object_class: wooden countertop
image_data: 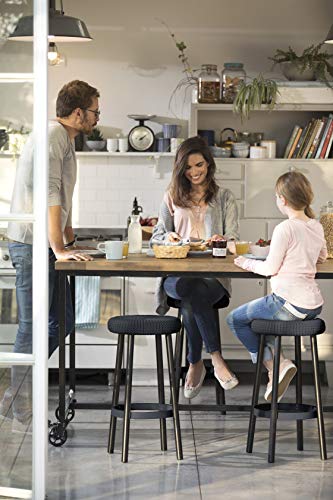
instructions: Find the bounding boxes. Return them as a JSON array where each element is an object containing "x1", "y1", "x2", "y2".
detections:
[{"x1": 55, "y1": 253, "x2": 333, "y2": 278}]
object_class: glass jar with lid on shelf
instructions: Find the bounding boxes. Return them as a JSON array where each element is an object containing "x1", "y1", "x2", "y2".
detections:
[
  {"x1": 320, "y1": 201, "x2": 333, "y2": 258},
  {"x1": 221, "y1": 62, "x2": 246, "y2": 103},
  {"x1": 198, "y1": 64, "x2": 221, "y2": 104}
]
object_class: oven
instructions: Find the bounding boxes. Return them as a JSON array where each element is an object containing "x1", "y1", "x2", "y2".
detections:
[{"x1": 0, "y1": 239, "x2": 17, "y2": 353}]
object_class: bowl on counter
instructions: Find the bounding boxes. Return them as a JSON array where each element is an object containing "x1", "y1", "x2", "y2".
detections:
[
  {"x1": 250, "y1": 244, "x2": 270, "y2": 258},
  {"x1": 232, "y1": 141, "x2": 249, "y2": 158},
  {"x1": 86, "y1": 140, "x2": 106, "y2": 151},
  {"x1": 209, "y1": 146, "x2": 231, "y2": 158}
]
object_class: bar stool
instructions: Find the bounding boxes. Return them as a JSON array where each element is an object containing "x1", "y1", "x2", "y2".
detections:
[
  {"x1": 107, "y1": 314, "x2": 183, "y2": 463},
  {"x1": 167, "y1": 294, "x2": 230, "y2": 409},
  {"x1": 247, "y1": 318, "x2": 327, "y2": 463}
]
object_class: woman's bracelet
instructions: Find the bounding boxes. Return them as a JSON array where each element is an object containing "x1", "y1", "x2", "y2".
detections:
[{"x1": 64, "y1": 239, "x2": 76, "y2": 248}]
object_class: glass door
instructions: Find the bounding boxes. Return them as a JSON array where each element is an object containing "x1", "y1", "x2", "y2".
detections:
[{"x1": 0, "y1": 0, "x2": 48, "y2": 498}]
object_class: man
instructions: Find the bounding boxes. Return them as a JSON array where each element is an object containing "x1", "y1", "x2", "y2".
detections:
[{"x1": 1, "y1": 80, "x2": 100, "y2": 427}]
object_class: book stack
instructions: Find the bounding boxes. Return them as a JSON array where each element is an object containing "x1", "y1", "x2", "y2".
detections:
[{"x1": 284, "y1": 114, "x2": 333, "y2": 159}]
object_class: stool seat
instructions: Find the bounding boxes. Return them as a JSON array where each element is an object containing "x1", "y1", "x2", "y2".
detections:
[
  {"x1": 108, "y1": 315, "x2": 181, "y2": 335},
  {"x1": 251, "y1": 318, "x2": 325, "y2": 337}
]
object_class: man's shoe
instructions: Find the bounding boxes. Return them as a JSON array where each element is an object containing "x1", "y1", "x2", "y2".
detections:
[
  {"x1": 265, "y1": 359, "x2": 297, "y2": 403},
  {"x1": 184, "y1": 364, "x2": 206, "y2": 399}
]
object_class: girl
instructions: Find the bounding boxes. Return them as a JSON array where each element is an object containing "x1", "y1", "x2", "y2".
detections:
[
  {"x1": 151, "y1": 136, "x2": 239, "y2": 399},
  {"x1": 227, "y1": 171, "x2": 327, "y2": 402}
]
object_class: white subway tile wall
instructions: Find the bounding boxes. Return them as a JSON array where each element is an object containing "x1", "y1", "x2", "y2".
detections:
[{"x1": 73, "y1": 156, "x2": 174, "y2": 228}]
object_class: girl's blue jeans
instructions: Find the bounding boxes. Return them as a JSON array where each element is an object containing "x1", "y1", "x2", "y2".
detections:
[
  {"x1": 226, "y1": 293, "x2": 322, "y2": 363},
  {"x1": 163, "y1": 277, "x2": 228, "y2": 364}
]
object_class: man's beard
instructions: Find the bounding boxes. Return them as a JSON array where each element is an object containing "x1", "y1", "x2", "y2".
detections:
[{"x1": 79, "y1": 115, "x2": 95, "y2": 134}]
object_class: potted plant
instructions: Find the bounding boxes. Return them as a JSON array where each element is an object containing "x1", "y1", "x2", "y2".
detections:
[
  {"x1": 86, "y1": 128, "x2": 106, "y2": 151},
  {"x1": 269, "y1": 42, "x2": 333, "y2": 87},
  {"x1": 233, "y1": 74, "x2": 279, "y2": 120}
]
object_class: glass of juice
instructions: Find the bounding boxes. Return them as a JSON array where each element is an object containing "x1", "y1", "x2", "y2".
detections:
[
  {"x1": 235, "y1": 241, "x2": 249, "y2": 255},
  {"x1": 122, "y1": 241, "x2": 129, "y2": 258}
]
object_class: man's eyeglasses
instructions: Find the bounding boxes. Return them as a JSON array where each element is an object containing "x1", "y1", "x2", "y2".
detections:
[{"x1": 84, "y1": 108, "x2": 101, "y2": 118}]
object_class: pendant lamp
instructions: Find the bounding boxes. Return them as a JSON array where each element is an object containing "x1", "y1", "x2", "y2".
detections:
[
  {"x1": 324, "y1": 25, "x2": 333, "y2": 44},
  {"x1": 9, "y1": 0, "x2": 92, "y2": 42}
]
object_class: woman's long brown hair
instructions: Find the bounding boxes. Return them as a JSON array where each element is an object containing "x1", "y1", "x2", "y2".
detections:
[
  {"x1": 275, "y1": 171, "x2": 315, "y2": 218},
  {"x1": 169, "y1": 136, "x2": 219, "y2": 207}
]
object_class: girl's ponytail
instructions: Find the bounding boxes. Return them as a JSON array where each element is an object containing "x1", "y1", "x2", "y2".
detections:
[{"x1": 304, "y1": 205, "x2": 315, "y2": 219}]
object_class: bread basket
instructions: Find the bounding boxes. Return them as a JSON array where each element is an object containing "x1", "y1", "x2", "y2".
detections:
[{"x1": 153, "y1": 244, "x2": 190, "y2": 259}]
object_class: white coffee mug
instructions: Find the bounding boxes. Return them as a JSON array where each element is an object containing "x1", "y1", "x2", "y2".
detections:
[
  {"x1": 97, "y1": 240, "x2": 123, "y2": 260},
  {"x1": 118, "y1": 137, "x2": 128, "y2": 153},
  {"x1": 250, "y1": 146, "x2": 267, "y2": 159},
  {"x1": 107, "y1": 138, "x2": 118, "y2": 152},
  {"x1": 260, "y1": 140, "x2": 276, "y2": 159}
]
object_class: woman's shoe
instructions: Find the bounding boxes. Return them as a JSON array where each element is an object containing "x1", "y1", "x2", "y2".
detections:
[
  {"x1": 184, "y1": 364, "x2": 206, "y2": 399},
  {"x1": 214, "y1": 370, "x2": 239, "y2": 390},
  {"x1": 264, "y1": 359, "x2": 297, "y2": 402}
]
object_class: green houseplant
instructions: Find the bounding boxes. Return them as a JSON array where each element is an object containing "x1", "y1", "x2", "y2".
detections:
[
  {"x1": 233, "y1": 74, "x2": 279, "y2": 120},
  {"x1": 86, "y1": 127, "x2": 106, "y2": 151},
  {"x1": 269, "y1": 42, "x2": 333, "y2": 87}
]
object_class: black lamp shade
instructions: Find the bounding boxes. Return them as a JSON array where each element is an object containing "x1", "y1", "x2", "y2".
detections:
[
  {"x1": 9, "y1": 10, "x2": 92, "y2": 42},
  {"x1": 325, "y1": 24, "x2": 333, "y2": 44}
]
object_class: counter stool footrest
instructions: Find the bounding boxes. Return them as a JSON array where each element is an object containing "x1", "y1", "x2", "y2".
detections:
[
  {"x1": 112, "y1": 403, "x2": 174, "y2": 419},
  {"x1": 254, "y1": 403, "x2": 317, "y2": 420}
]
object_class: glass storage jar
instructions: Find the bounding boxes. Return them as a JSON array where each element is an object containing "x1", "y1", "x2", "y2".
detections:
[
  {"x1": 198, "y1": 64, "x2": 221, "y2": 104},
  {"x1": 221, "y1": 62, "x2": 246, "y2": 103},
  {"x1": 320, "y1": 201, "x2": 333, "y2": 258}
]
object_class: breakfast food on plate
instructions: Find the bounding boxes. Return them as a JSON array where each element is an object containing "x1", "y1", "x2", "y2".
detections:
[
  {"x1": 255, "y1": 238, "x2": 271, "y2": 247},
  {"x1": 189, "y1": 240, "x2": 207, "y2": 251}
]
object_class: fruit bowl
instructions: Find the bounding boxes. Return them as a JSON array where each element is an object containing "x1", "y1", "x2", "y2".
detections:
[{"x1": 250, "y1": 244, "x2": 270, "y2": 258}]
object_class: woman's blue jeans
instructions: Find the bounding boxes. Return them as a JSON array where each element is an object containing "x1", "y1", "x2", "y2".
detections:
[
  {"x1": 226, "y1": 293, "x2": 322, "y2": 363},
  {"x1": 0, "y1": 242, "x2": 74, "y2": 423},
  {"x1": 163, "y1": 277, "x2": 228, "y2": 364}
]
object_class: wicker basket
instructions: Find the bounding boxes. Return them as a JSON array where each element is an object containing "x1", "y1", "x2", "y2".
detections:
[{"x1": 153, "y1": 244, "x2": 190, "y2": 259}]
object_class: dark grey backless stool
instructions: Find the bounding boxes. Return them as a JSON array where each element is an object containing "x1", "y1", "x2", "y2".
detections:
[
  {"x1": 167, "y1": 295, "x2": 229, "y2": 410},
  {"x1": 247, "y1": 318, "x2": 327, "y2": 463},
  {"x1": 107, "y1": 314, "x2": 183, "y2": 463}
]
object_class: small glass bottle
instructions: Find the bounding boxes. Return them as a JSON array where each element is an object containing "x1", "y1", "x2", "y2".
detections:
[
  {"x1": 198, "y1": 64, "x2": 221, "y2": 104},
  {"x1": 221, "y1": 62, "x2": 246, "y2": 104},
  {"x1": 212, "y1": 239, "x2": 227, "y2": 258},
  {"x1": 128, "y1": 214, "x2": 142, "y2": 254},
  {"x1": 320, "y1": 201, "x2": 333, "y2": 258}
]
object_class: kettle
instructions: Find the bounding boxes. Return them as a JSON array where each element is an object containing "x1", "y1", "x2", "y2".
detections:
[{"x1": 220, "y1": 128, "x2": 238, "y2": 148}]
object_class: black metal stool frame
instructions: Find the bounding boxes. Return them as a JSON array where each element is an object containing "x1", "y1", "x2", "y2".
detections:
[
  {"x1": 108, "y1": 330, "x2": 183, "y2": 463},
  {"x1": 247, "y1": 328, "x2": 327, "y2": 463}
]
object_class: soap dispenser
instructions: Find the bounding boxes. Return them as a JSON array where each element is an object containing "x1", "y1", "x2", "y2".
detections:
[{"x1": 128, "y1": 197, "x2": 143, "y2": 253}]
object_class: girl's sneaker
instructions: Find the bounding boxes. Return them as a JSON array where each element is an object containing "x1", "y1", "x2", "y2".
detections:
[{"x1": 265, "y1": 359, "x2": 297, "y2": 403}]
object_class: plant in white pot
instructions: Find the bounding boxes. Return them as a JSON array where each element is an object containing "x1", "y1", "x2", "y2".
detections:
[
  {"x1": 86, "y1": 128, "x2": 106, "y2": 151},
  {"x1": 269, "y1": 42, "x2": 333, "y2": 87}
]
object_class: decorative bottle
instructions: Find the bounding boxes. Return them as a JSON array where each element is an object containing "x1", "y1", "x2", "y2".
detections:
[{"x1": 128, "y1": 214, "x2": 142, "y2": 254}]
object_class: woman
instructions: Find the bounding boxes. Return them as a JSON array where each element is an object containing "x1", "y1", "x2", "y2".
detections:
[{"x1": 150, "y1": 136, "x2": 240, "y2": 399}]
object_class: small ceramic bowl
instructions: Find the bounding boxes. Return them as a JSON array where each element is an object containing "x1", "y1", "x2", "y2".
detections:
[
  {"x1": 232, "y1": 149, "x2": 249, "y2": 158},
  {"x1": 86, "y1": 140, "x2": 106, "y2": 151},
  {"x1": 209, "y1": 146, "x2": 231, "y2": 158},
  {"x1": 250, "y1": 244, "x2": 270, "y2": 258}
]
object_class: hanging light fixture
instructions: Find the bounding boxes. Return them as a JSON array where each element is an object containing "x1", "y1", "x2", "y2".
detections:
[
  {"x1": 324, "y1": 25, "x2": 333, "y2": 44},
  {"x1": 48, "y1": 42, "x2": 65, "y2": 66},
  {"x1": 8, "y1": 0, "x2": 92, "y2": 42}
]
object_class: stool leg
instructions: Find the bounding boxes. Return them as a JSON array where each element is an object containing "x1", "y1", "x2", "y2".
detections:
[
  {"x1": 268, "y1": 336, "x2": 281, "y2": 463},
  {"x1": 166, "y1": 334, "x2": 183, "y2": 460},
  {"x1": 108, "y1": 334, "x2": 124, "y2": 453},
  {"x1": 214, "y1": 309, "x2": 226, "y2": 415},
  {"x1": 294, "y1": 336, "x2": 303, "y2": 451},
  {"x1": 174, "y1": 324, "x2": 184, "y2": 403},
  {"x1": 310, "y1": 335, "x2": 327, "y2": 460},
  {"x1": 155, "y1": 335, "x2": 167, "y2": 451},
  {"x1": 122, "y1": 334, "x2": 135, "y2": 463},
  {"x1": 247, "y1": 334, "x2": 265, "y2": 453}
]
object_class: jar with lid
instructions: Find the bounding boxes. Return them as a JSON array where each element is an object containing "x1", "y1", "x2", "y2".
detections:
[
  {"x1": 320, "y1": 201, "x2": 333, "y2": 258},
  {"x1": 212, "y1": 239, "x2": 227, "y2": 258},
  {"x1": 198, "y1": 64, "x2": 221, "y2": 104},
  {"x1": 221, "y1": 62, "x2": 246, "y2": 103}
]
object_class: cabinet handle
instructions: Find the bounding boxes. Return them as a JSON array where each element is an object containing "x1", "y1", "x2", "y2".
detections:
[
  {"x1": 257, "y1": 280, "x2": 263, "y2": 286},
  {"x1": 217, "y1": 170, "x2": 230, "y2": 176}
]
